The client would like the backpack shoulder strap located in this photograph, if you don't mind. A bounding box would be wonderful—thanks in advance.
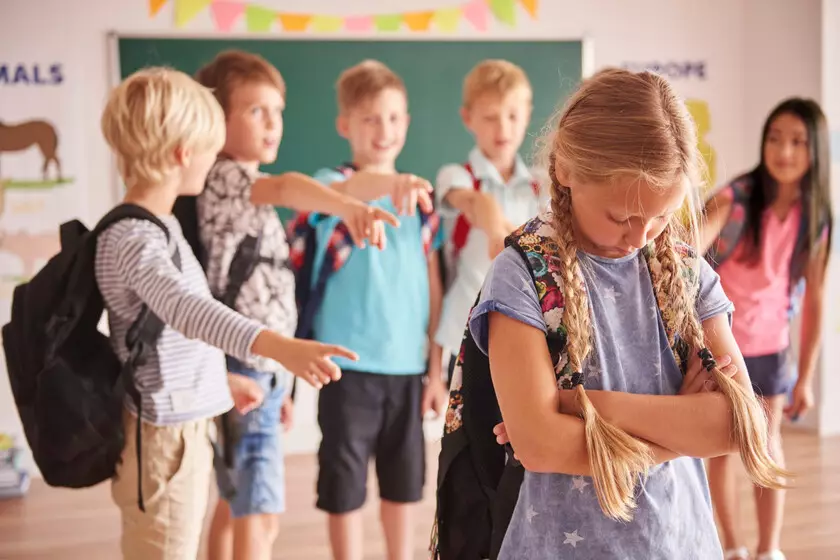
[706,174,755,268]
[450,163,483,257]
[506,213,575,387]
[94,203,170,240]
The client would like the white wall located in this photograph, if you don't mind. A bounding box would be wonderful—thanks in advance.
[818,0,840,436]
[0,0,833,472]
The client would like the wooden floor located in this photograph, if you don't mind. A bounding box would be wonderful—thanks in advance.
[1,429,839,559]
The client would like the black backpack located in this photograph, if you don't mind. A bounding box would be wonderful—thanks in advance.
[2,204,178,511]
[431,318,525,560]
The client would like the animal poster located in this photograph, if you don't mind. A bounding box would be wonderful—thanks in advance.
[0,61,83,317]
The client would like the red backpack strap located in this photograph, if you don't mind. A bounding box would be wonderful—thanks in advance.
[529,178,541,198]
[450,163,482,257]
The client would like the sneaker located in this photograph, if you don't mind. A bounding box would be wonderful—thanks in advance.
[724,547,750,560]
[756,551,786,560]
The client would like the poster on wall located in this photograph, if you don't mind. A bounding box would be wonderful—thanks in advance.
[621,59,716,191]
[0,61,84,362]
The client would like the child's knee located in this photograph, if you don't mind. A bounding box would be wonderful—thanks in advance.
[253,513,281,541]
[235,513,281,543]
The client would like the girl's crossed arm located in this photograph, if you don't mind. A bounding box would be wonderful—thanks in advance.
[572,313,746,458]
[488,312,680,475]
[490,312,745,475]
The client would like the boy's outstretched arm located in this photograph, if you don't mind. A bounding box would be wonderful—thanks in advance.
[251,172,399,248]
[330,172,434,215]
[113,225,357,390]
[444,190,515,258]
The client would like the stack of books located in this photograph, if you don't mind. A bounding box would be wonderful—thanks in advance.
[0,433,30,499]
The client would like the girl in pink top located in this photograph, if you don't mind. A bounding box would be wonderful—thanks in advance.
[701,98,833,560]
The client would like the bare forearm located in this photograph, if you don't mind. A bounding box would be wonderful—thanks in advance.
[253,173,354,215]
[798,302,824,383]
[520,414,680,475]
[429,343,444,382]
[587,391,735,458]
[334,172,394,202]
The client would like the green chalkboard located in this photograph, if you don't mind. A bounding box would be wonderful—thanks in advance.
[118,38,582,221]
[119,37,581,175]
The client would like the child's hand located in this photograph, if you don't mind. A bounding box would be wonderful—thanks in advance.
[784,379,814,421]
[279,338,358,389]
[391,174,434,216]
[679,353,737,395]
[492,422,520,460]
[227,373,265,415]
[473,193,512,234]
[421,378,449,418]
[337,199,400,250]
[280,395,295,431]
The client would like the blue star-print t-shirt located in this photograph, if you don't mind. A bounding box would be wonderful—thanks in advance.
[469,245,733,559]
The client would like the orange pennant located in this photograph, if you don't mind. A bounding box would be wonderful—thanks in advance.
[279,13,312,31]
[149,0,167,17]
[403,11,434,31]
[520,0,538,18]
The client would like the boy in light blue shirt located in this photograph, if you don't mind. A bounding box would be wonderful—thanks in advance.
[303,60,448,560]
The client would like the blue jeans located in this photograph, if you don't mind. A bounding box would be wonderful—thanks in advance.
[217,357,286,518]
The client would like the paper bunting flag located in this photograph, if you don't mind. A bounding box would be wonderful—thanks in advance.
[210,1,243,31]
[149,0,167,17]
[174,0,211,27]
[245,4,274,31]
[404,11,435,31]
[172,0,539,32]
[433,7,461,31]
[520,0,538,18]
[489,0,516,26]
[278,13,311,31]
[344,15,373,32]
[312,15,343,32]
[462,0,489,31]
[374,14,403,32]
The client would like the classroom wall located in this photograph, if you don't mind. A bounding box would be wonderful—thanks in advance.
[0,0,832,474]
[818,0,840,436]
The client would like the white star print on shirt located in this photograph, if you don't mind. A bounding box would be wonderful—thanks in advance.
[571,476,590,493]
[586,364,601,381]
[525,505,539,523]
[603,286,618,303]
[564,530,584,547]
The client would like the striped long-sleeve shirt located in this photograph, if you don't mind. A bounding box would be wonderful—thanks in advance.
[94,215,265,425]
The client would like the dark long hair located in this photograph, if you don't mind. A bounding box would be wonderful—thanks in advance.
[741,98,833,272]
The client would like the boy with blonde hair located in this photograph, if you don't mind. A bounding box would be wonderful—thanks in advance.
[175,50,398,560]
[97,67,368,559]
[433,59,544,372]
[295,59,448,560]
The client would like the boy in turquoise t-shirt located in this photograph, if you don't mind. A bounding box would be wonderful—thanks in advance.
[302,60,448,560]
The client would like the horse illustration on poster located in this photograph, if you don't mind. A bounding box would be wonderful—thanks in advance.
[0,119,63,182]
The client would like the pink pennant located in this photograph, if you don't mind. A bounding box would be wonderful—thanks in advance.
[210,1,244,32]
[345,15,373,31]
[462,0,488,31]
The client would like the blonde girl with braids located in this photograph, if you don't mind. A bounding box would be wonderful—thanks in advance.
[468,67,788,559]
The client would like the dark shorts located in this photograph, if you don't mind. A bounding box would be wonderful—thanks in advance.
[316,370,426,514]
[744,350,794,398]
